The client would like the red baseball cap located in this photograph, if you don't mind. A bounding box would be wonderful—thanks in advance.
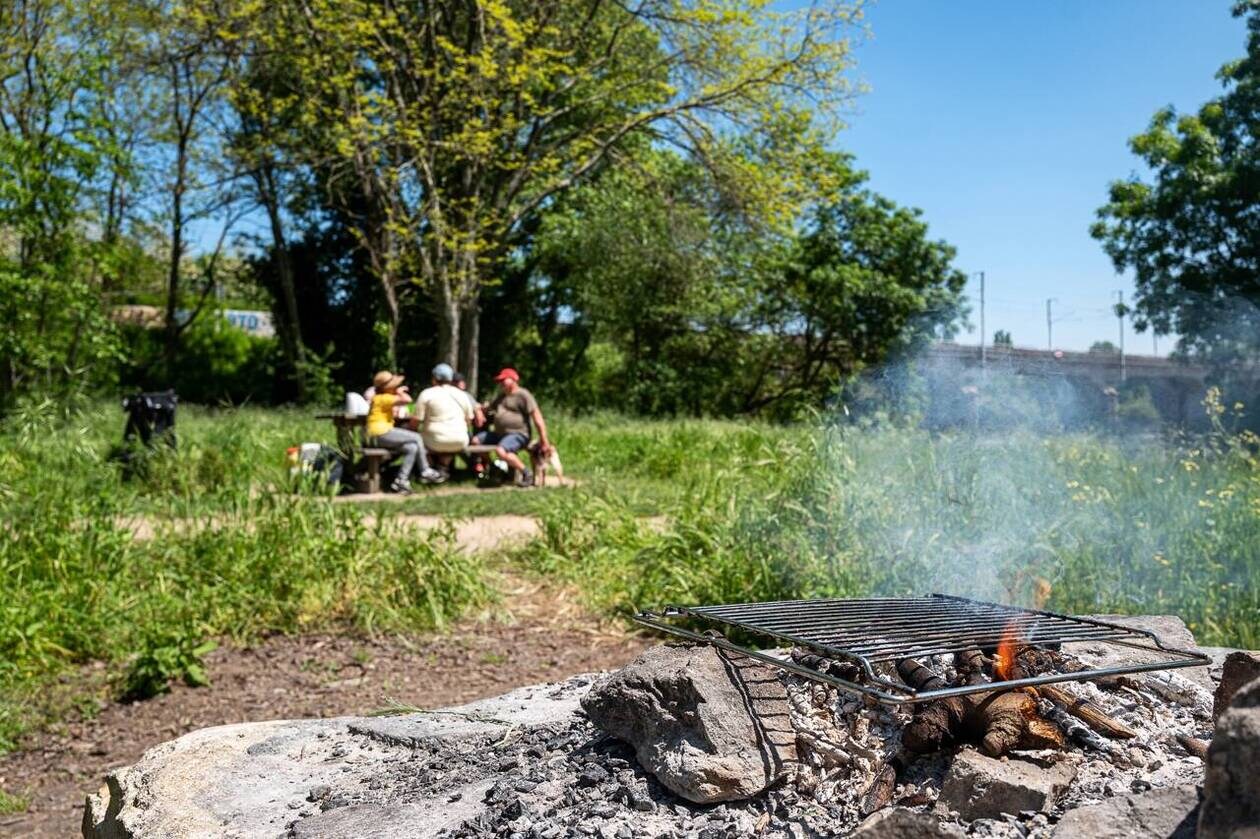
[493,367,520,383]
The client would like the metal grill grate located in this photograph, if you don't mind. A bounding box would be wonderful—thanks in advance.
[635,594,1210,704]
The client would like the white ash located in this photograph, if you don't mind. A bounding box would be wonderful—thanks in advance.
[1049,672,1211,816]
[430,660,1212,839]
[779,656,1211,838]
[784,675,907,828]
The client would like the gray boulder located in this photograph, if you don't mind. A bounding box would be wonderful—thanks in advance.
[1051,784,1199,838]
[580,643,796,803]
[1214,651,1260,722]
[81,680,586,838]
[1199,676,1260,838]
[936,749,1075,822]
[1067,614,1212,693]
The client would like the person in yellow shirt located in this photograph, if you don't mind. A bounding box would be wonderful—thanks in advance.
[366,370,441,493]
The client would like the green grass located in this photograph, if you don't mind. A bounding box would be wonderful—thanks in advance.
[519,408,1260,650]
[1,398,1258,756]
[0,403,493,752]
[0,786,29,815]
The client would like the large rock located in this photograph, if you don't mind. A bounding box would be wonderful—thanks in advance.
[935,750,1075,822]
[82,680,588,838]
[580,643,796,803]
[1051,785,1200,838]
[851,808,966,838]
[1066,614,1213,693]
[1214,651,1260,722]
[1199,676,1260,838]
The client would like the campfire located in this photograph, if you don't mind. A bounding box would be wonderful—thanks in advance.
[626,595,1217,831]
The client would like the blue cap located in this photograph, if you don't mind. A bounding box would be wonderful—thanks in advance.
[432,363,455,382]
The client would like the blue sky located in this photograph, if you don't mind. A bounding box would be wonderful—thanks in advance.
[838,0,1247,353]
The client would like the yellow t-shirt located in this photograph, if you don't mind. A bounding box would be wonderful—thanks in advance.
[366,393,397,438]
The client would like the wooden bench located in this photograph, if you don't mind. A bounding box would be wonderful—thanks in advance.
[358,447,391,493]
[315,413,390,493]
[462,442,551,485]
[316,414,533,492]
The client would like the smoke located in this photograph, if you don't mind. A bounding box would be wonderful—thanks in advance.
[809,341,1259,627]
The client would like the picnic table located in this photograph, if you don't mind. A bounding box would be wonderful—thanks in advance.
[315,413,506,493]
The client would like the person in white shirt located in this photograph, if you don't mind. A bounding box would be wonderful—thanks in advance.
[452,371,485,430]
[415,364,475,470]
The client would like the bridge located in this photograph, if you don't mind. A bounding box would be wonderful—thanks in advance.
[919,342,1249,429]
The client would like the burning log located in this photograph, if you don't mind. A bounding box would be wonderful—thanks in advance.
[1001,642,1137,740]
[1036,684,1136,740]
[1036,698,1115,754]
[898,654,1066,757]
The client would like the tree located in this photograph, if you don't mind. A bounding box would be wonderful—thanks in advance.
[759,155,968,414]
[520,150,967,416]
[138,1,240,375]
[1092,0,1260,362]
[993,330,1012,346]
[242,0,860,390]
[528,148,766,414]
[224,46,312,400]
[0,0,130,402]
[1089,340,1119,354]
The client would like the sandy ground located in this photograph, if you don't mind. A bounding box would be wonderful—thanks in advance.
[116,510,543,546]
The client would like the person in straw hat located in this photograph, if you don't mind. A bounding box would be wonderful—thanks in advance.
[366,370,442,493]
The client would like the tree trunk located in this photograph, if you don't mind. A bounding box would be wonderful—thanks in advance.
[258,164,306,401]
[163,167,184,379]
[435,278,461,370]
[380,271,401,367]
[459,298,480,395]
[164,59,190,382]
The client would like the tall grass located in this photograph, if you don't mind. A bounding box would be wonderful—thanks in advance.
[0,403,490,752]
[524,408,1260,650]
[3,397,1258,756]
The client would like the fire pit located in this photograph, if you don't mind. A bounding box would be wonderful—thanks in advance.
[635,594,1210,703]
[612,598,1224,833]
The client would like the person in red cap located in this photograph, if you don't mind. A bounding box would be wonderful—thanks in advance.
[474,367,551,487]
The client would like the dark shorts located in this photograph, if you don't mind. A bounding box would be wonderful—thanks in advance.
[474,431,529,453]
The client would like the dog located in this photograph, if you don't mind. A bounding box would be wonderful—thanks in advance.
[529,442,563,486]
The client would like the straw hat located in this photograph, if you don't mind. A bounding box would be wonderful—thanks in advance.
[373,370,405,391]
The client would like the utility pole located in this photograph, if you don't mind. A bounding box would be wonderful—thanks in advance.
[1115,291,1126,382]
[1046,298,1056,351]
[975,271,986,370]
[1153,332,1158,356]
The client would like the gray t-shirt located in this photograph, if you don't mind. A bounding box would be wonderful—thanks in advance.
[490,388,537,436]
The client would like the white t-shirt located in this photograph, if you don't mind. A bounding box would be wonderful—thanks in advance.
[455,388,478,416]
[416,384,474,451]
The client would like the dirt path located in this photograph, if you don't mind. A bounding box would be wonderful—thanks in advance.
[394,514,538,552]
[332,476,580,503]
[118,511,543,548]
[0,572,646,838]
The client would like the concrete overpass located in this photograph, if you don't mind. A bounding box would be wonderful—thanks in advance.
[920,342,1250,429]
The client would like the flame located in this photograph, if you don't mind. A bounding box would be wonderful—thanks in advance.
[994,620,1023,681]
